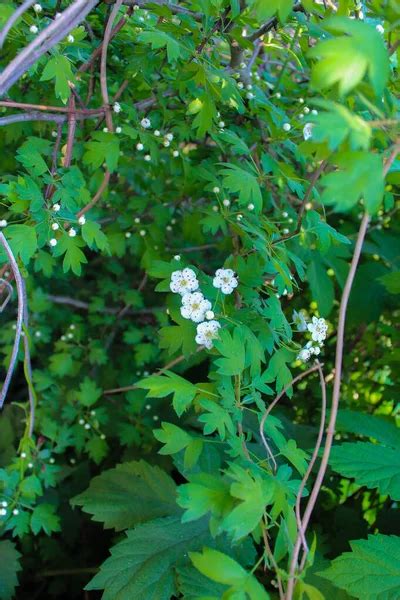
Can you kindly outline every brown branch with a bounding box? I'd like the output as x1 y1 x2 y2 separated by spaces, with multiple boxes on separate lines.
285 141 400 600
63 95 77 168
0 112 66 126
100 0 124 132
0 0 36 50
0 100 104 115
273 160 327 245
259 363 321 472
76 170 111 218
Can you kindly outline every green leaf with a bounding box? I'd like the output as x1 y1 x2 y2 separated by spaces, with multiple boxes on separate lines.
329 442 400 499
307 257 335 317
15 176 44 213
177 473 233 523
85 515 210 599
320 151 384 214
318 534 400 599
310 101 371 150
222 464 274 541
214 328 246 376
336 410 400 448
188 94 216 136
220 163 263 212
30 504 61 535
262 348 295 394
138 31 181 63
154 422 192 454
16 137 51 176
72 460 179 531
0 541 21 600
190 547 270 599
251 0 294 23
378 271 400 294
177 565 226 599
5 225 37 264
309 17 389 96
198 398 235 440
137 371 197 417
86 436 109 465
40 54 74 103
83 132 120 173
19 475 42 499
76 377 102 406
81 221 110 252
53 235 88 276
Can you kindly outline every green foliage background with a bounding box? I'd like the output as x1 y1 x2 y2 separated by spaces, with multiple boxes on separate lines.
0 0 399 598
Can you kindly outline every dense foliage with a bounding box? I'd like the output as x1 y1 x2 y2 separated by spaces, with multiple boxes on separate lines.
0 0 399 598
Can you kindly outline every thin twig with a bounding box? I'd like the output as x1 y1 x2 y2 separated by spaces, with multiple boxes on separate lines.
294 360 326 560
273 160 327 245
63 95 77 167
285 142 400 600
259 363 321 472
0 112 66 126
0 234 24 410
0 0 36 50
76 170 111 218
21 280 35 437
0 100 104 114
100 0 124 132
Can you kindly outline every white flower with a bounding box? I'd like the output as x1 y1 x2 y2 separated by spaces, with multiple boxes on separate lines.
12 509 19 516
165 133 173 141
1 501 7 507
303 122 313 141
144 154 151 161
237 82 244 89
116 126 122 134
293 310 308 332
136 142 144 151
174 255 181 261
51 222 59 231
180 292 212 323
170 268 199 295
223 198 230 207
299 97 304 104
140 117 151 129
67 34 74 43
33 3 42 12
376 24 384 34
0 509 6 516
195 320 221 349
125 232 131 238
311 109 318 116
283 122 291 132
0 219 7 227
247 203 254 211
29 25 38 34
246 92 254 100
218 121 225 128
307 316 328 344
298 348 311 362
113 102 121 113
154 130 161 136
213 186 220 193
53 203 61 212
163 140 170 147
49 238 57 247
139 229 146 236
213 268 238 295
205 310 215 320
172 150 179 157
103 127 108 133
304 107 310 114
276 92 281 99
69 228 77 237
78 215 86 225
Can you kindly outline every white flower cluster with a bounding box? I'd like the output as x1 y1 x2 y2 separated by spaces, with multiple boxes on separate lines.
170 268 220 349
213 268 238 295
294 312 328 362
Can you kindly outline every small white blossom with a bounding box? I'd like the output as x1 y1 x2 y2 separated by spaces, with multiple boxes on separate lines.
170 268 199 295
136 142 144 151
311 109 318 115
307 316 328 344
13 509 19 516
68 227 77 237
172 150 179 157
84 423 91 430
304 106 310 114
140 117 151 129
218 121 225 128
35 331 41 338
223 198 230 207
298 348 311 362
78 215 86 225
213 186 220 194
293 310 308 332
53 203 61 212
237 82 244 89
276 92 281 99
103 127 108 133
213 268 238 295
246 92 254 100
0 219 7 228
67 34 74 43
21 452 27 459
165 133 173 141
180 292 212 323
154 129 161 136
163 140 170 147
195 320 221 349
139 229 146 236
283 122 291 132
236 214 243 221
0 509 7 516
29 25 38 34
116 126 122 134
247 203 254 211
125 232 131 238
49 238 57 247
144 154 151 162
113 102 121 113
299 97 304 104
299 113 304 119
282 211 288 218
205 310 215 320
134 217 140 224
303 122 313 141
33 3 42 12
212 206 219 212
51 222 59 231
1 501 8 507
376 24 384 34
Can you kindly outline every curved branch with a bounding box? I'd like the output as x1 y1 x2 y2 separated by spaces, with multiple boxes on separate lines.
0 0 36 50
0 234 24 409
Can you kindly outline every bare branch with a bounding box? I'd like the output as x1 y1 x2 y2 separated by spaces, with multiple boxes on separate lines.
0 234 24 410
0 0 36 50
101 0 124 132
